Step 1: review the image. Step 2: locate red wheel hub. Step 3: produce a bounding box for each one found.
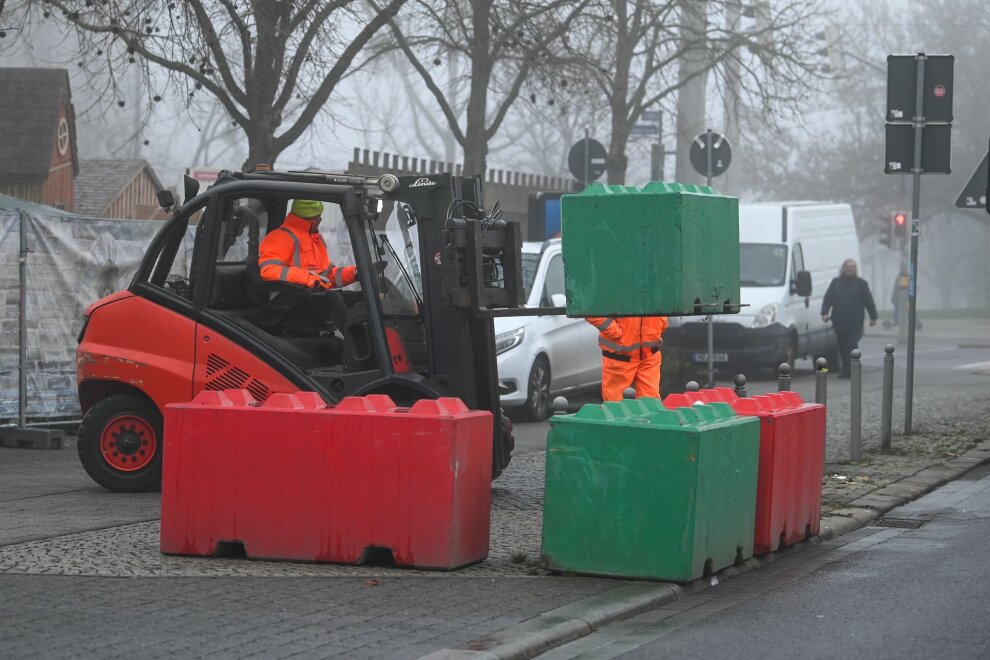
[100,415,156,472]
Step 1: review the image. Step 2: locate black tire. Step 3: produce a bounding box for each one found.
[77,394,164,492]
[521,357,551,422]
[784,336,798,370]
[493,409,515,480]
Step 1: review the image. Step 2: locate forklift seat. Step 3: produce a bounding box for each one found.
[208,205,263,312]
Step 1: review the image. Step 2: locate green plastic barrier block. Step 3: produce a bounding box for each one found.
[560,182,740,316]
[541,399,760,582]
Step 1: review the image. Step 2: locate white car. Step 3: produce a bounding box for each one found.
[494,240,601,420]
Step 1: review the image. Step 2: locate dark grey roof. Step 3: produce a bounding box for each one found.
[75,159,164,217]
[0,68,78,183]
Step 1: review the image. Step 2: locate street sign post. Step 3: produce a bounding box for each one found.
[630,124,659,136]
[690,129,733,387]
[887,55,954,122]
[884,53,953,435]
[954,150,989,211]
[568,136,607,185]
[884,123,952,174]
[689,131,732,178]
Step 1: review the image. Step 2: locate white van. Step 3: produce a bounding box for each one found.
[665,202,861,371]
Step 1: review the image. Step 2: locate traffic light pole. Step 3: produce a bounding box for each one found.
[706,128,715,388]
[904,54,926,434]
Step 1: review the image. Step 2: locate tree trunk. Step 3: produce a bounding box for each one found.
[721,1,743,194]
[462,0,493,176]
[242,128,281,171]
[674,0,709,185]
[606,1,633,185]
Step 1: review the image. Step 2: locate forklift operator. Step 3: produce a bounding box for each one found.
[258,199,359,291]
[258,199,361,337]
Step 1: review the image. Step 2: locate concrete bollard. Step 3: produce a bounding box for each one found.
[815,357,828,406]
[686,381,700,392]
[733,374,748,398]
[777,363,791,392]
[881,344,895,451]
[850,349,862,461]
[552,396,570,416]
[623,388,637,400]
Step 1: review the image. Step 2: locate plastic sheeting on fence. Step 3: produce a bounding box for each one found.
[0,210,194,420]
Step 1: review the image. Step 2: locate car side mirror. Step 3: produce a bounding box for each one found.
[792,270,812,297]
[550,293,567,308]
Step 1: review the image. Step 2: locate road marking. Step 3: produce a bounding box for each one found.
[955,361,990,372]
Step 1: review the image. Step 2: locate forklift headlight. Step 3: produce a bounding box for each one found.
[494,328,525,355]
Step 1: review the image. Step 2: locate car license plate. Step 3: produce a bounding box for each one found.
[693,352,728,363]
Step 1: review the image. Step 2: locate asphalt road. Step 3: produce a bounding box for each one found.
[512,319,990,454]
[542,462,990,659]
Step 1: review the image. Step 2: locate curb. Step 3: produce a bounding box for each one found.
[423,439,990,660]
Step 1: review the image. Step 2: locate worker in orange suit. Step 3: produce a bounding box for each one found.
[258,199,358,290]
[586,315,669,401]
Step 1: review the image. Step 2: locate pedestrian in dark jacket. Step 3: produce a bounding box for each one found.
[821,259,878,378]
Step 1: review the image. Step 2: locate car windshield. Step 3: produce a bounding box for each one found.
[522,253,540,301]
[740,243,788,287]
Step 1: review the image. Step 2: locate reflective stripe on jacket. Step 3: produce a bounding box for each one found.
[586,316,669,361]
[258,213,357,288]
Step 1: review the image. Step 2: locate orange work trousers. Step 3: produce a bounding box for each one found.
[600,349,662,402]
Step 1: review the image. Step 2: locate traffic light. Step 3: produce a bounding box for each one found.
[892,210,908,239]
[878,212,893,248]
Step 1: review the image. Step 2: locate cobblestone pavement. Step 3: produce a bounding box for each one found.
[0,451,546,578]
[819,383,990,511]
[0,574,622,659]
[2,385,987,579]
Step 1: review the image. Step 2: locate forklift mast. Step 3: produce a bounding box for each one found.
[383,173,525,422]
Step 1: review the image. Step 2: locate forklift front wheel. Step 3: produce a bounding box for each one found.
[78,394,164,492]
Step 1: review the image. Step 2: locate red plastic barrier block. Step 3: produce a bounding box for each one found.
[160,392,493,569]
[664,388,825,554]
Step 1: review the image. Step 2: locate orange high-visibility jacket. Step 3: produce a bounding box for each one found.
[258,213,357,289]
[586,316,669,361]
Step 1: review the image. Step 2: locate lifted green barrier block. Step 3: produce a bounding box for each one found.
[541,399,760,582]
[560,182,740,316]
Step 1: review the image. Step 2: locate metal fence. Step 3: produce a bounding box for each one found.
[0,210,193,424]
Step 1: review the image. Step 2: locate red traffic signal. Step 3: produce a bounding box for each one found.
[892,211,908,238]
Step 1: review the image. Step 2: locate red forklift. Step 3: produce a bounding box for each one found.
[76,169,547,491]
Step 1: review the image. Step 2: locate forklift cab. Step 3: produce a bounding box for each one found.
[78,169,524,491]
[142,175,436,396]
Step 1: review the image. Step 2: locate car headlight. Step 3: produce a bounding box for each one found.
[751,303,779,328]
[494,327,525,355]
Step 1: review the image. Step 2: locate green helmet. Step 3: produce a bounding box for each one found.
[291,199,324,219]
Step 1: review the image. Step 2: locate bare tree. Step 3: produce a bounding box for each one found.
[379,0,591,176]
[552,0,825,185]
[490,73,612,179]
[4,0,407,169]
